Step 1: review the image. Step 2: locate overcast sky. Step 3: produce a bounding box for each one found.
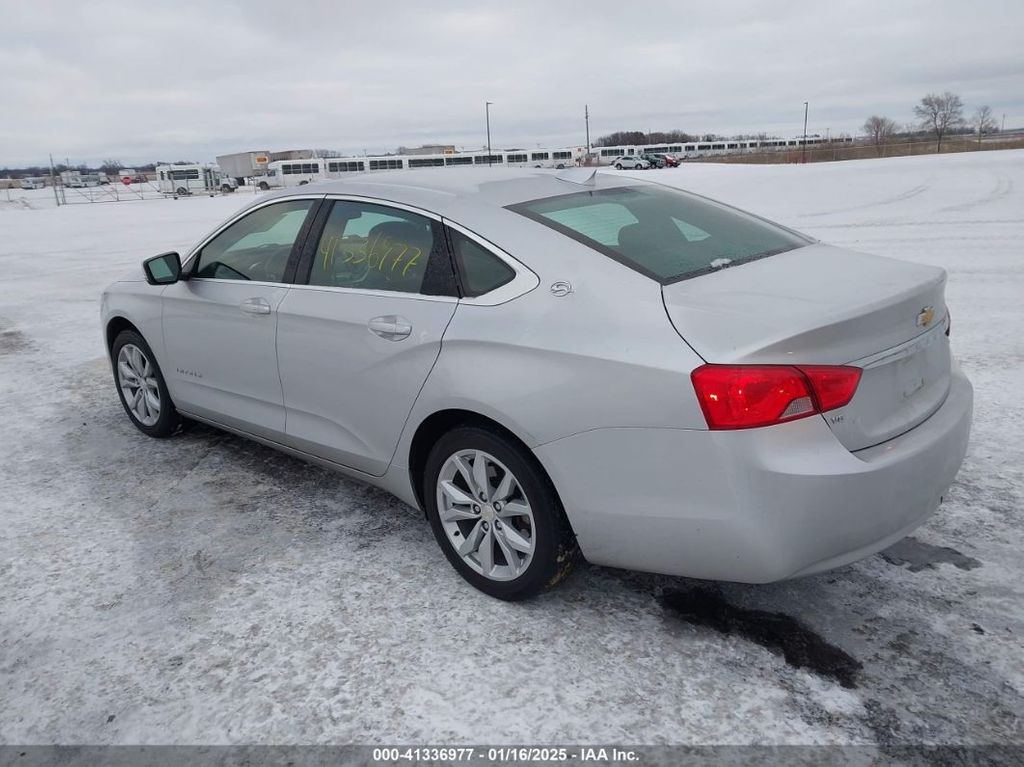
[2,0,1021,167]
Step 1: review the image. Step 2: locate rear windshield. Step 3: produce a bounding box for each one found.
[507,185,810,283]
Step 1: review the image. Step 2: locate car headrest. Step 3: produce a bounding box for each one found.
[616,223,653,254]
[363,220,433,289]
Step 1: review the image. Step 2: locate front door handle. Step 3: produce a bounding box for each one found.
[368,315,412,341]
[240,297,271,315]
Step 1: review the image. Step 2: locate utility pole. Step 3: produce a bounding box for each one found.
[585,104,591,158]
[802,101,809,164]
[49,153,59,207]
[485,101,493,166]
[1002,113,1006,132]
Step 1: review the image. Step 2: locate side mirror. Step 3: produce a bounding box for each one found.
[143,251,182,285]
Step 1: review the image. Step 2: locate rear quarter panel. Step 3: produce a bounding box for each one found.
[393,202,708,466]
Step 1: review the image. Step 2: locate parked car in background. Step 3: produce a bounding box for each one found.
[640,153,667,168]
[19,177,46,190]
[101,168,972,601]
[612,156,650,170]
[656,154,680,167]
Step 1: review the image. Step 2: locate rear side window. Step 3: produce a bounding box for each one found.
[507,186,810,284]
[448,230,515,298]
[306,200,456,296]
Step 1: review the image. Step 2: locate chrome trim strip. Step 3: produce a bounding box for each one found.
[284,282,458,303]
[443,218,540,306]
[853,315,949,368]
[321,193,445,222]
[182,194,327,268]
[182,191,538,306]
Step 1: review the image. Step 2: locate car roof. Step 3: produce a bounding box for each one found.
[261,167,647,215]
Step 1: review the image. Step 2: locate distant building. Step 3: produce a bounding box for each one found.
[397,144,457,155]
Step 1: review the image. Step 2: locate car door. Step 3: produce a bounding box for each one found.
[162,197,320,440]
[275,197,460,476]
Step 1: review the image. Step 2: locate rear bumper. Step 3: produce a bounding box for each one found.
[534,366,973,583]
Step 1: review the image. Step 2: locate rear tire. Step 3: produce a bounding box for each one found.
[258,181,270,191]
[111,329,180,438]
[424,426,578,600]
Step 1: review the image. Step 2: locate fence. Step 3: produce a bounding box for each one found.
[702,136,1024,165]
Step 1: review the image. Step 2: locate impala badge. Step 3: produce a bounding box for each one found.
[916,306,935,328]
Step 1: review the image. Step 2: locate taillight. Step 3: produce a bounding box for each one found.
[691,364,862,430]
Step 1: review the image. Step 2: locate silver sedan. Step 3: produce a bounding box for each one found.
[101,168,973,600]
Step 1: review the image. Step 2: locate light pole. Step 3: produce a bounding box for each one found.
[485,101,493,166]
[802,101,809,164]
[585,104,591,159]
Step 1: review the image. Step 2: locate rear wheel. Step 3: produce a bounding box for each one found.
[175,186,188,196]
[111,329,180,438]
[424,426,578,600]
[258,181,270,191]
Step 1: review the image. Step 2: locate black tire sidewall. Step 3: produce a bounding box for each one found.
[424,426,575,600]
[111,329,179,438]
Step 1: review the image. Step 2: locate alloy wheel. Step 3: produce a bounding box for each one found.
[436,449,536,581]
[117,343,161,426]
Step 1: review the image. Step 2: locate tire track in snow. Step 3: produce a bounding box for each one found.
[808,217,1024,230]
[939,172,1013,213]
[798,181,932,218]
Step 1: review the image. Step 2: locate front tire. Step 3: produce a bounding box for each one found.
[424,426,578,600]
[615,163,623,170]
[111,329,180,438]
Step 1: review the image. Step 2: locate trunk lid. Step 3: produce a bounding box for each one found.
[663,244,951,450]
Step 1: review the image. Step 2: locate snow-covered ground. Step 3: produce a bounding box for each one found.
[1,152,1021,745]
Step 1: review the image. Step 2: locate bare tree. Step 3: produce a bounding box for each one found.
[973,105,997,145]
[913,92,964,153]
[99,159,123,174]
[863,115,897,156]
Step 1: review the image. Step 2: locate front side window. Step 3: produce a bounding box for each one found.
[193,199,315,282]
[508,186,810,284]
[307,201,454,295]
[448,230,515,298]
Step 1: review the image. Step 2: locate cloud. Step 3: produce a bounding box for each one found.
[1,0,1020,166]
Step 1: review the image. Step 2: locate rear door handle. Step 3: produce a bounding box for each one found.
[240,297,272,315]
[368,315,412,341]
